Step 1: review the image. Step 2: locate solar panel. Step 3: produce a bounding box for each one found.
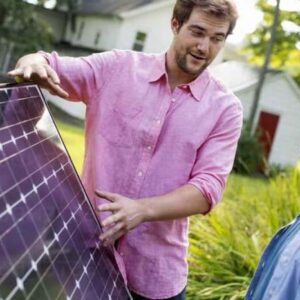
[0,83,131,300]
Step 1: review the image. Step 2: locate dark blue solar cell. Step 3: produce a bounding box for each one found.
[0,83,131,300]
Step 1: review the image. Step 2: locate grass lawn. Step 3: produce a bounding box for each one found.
[55,119,85,174]
[50,104,85,174]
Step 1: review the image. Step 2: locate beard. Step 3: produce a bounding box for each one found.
[175,50,209,77]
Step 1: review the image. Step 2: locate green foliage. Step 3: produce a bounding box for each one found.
[187,170,300,299]
[233,122,264,175]
[0,1,54,51]
[264,163,292,178]
[243,0,300,86]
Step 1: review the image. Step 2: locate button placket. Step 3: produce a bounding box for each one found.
[130,95,171,197]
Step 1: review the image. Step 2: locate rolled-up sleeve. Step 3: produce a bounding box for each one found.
[188,100,243,211]
[38,50,120,103]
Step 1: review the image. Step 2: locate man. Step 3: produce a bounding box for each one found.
[246,215,300,300]
[8,0,242,299]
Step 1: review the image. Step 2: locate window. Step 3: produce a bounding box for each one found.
[77,21,85,40]
[94,32,101,46]
[132,31,147,52]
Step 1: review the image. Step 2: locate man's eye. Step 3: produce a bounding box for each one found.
[191,31,204,37]
[212,36,224,42]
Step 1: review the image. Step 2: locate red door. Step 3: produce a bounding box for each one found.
[256,111,280,160]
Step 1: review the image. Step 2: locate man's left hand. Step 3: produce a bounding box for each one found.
[95,190,145,246]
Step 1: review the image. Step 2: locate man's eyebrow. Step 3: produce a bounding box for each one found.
[188,24,226,37]
[188,25,206,31]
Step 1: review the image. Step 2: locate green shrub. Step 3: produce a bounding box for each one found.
[264,163,292,178]
[187,170,300,299]
[233,122,264,175]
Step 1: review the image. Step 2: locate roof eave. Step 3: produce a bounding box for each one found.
[77,12,122,20]
[120,0,174,19]
[231,80,258,93]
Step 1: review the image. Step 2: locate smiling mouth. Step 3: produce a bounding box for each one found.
[189,53,206,61]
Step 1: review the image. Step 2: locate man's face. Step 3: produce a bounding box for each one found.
[171,7,230,76]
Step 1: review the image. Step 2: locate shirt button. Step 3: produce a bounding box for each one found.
[138,171,143,177]
[156,119,161,125]
[146,145,152,151]
[268,289,273,296]
[171,98,176,102]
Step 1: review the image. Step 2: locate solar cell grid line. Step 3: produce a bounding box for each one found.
[1,107,81,298]
[2,141,56,300]
[0,101,85,300]
[0,161,73,250]
[25,197,92,300]
[0,161,72,257]
[0,159,69,226]
[0,83,131,300]
[1,186,86,299]
[80,246,120,300]
[64,244,120,300]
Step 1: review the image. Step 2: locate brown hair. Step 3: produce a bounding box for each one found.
[172,0,238,35]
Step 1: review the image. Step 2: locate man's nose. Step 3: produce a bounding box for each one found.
[197,37,209,55]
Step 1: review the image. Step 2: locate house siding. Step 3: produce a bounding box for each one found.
[236,73,300,166]
[116,5,173,53]
[65,16,122,50]
[260,75,300,166]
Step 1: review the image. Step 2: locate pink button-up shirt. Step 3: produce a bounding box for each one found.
[43,49,243,299]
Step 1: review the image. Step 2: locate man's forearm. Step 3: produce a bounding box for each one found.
[96,184,210,245]
[140,184,210,222]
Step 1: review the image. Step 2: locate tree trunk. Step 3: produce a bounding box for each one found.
[1,41,14,73]
[249,0,281,130]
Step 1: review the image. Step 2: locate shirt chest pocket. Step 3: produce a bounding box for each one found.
[98,97,143,148]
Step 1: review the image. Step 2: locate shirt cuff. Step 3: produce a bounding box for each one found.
[187,177,223,214]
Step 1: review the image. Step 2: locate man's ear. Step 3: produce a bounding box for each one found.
[171,17,180,34]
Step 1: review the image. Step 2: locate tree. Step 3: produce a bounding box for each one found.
[243,0,300,87]
[248,0,281,128]
[0,0,53,71]
[35,0,79,32]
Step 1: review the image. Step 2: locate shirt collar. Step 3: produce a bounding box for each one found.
[188,70,210,102]
[148,52,211,102]
[148,52,167,83]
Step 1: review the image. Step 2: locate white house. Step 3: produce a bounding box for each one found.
[210,61,300,167]
[63,0,174,53]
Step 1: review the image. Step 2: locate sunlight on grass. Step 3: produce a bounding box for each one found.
[55,120,84,174]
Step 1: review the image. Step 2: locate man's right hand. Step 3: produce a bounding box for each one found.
[7,53,69,99]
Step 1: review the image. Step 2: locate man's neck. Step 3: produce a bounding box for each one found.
[166,50,197,91]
